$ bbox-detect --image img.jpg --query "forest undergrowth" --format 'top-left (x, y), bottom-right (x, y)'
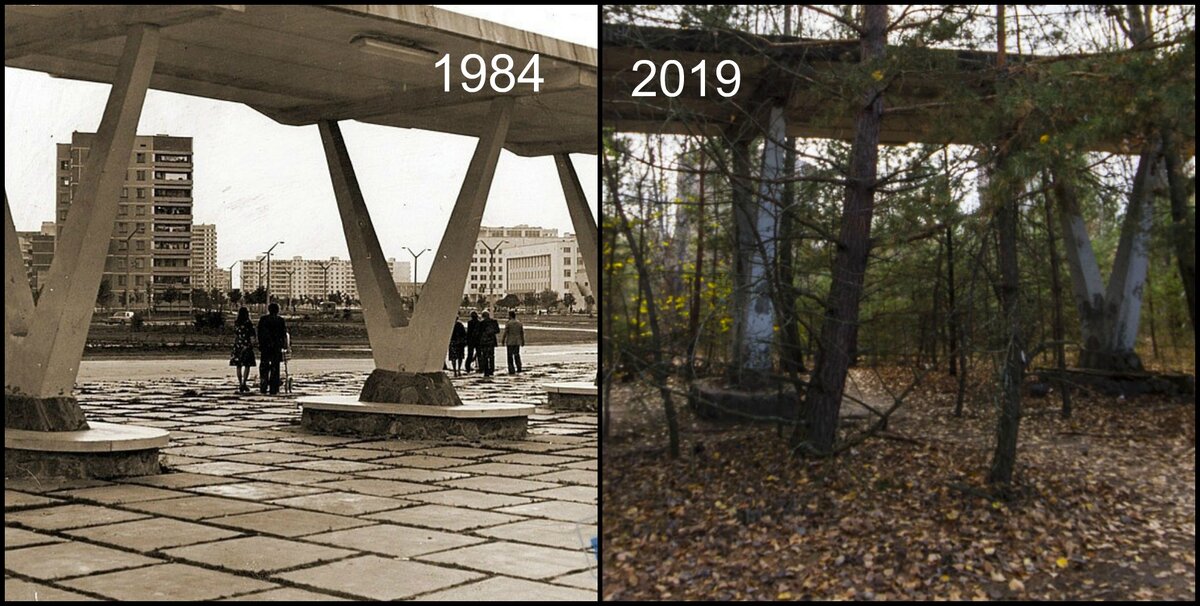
top-left (602, 367), bottom-right (1196, 600)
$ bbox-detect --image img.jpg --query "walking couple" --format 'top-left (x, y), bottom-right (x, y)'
top-left (229, 303), bottom-right (289, 394)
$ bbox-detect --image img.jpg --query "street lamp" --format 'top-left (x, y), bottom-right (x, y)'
top-left (122, 225), bottom-right (143, 310)
top-left (264, 241), bottom-right (284, 307)
top-left (225, 261), bottom-right (237, 312)
top-left (479, 240), bottom-right (508, 302)
top-left (283, 268), bottom-right (296, 313)
top-left (318, 261), bottom-right (333, 304)
top-left (403, 246), bottom-right (430, 284)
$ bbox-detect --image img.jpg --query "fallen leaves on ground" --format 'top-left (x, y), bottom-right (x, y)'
top-left (602, 368), bottom-right (1196, 601)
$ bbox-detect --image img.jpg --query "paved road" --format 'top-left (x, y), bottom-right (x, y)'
top-left (77, 343), bottom-right (597, 381)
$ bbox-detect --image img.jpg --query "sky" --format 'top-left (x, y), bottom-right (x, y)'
top-left (4, 5), bottom-right (598, 285)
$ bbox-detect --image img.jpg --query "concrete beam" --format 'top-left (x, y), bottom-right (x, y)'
top-left (553, 154), bottom-right (598, 298)
top-left (7, 24), bottom-right (159, 399)
top-left (319, 120), bottom-right (410, 370)
top-left (402, 97), bottom-right (513, 373)
top-left (265, 67), bottom-right (592, 126)
top-left (4, 6), bottom-right (238, 61)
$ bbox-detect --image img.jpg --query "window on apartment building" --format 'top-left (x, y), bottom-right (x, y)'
top-left (564, 269), bottom-right (571, 277)
top-left (58, 211), bottom-right (67, 222)
top-left (60, 160), bottom-right (69, 170)
top-left (136, 206), bottom-right (145, 216)
top-left (136, 153), bottom-right (146, 163)
top-left (563, 256), bottom-right (571, 264)
top-left (118, 205), bottom-right (127, 216)
top-left (136, 241), bottom-right (145, 251)
top-left (137, 170), bottom-right (146, 181)
top-left (137, 188), bottom-right (145, 199)
top-left (117, 275), bottom-right (126, 286)
top-left (135, 259), bottom-right (144, 269)
top-left (116, 258), bottom-right (126, 270)
top-left (563, 247), bottom-right (571, 253)
top-left (121, 187), bottom-right (128, 198)
top-left (135, 275), bottom-right (144, 286)
top-left (61, 177), bottom-right (70, 186)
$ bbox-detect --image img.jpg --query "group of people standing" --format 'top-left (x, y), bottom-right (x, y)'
top-left (448, 310), bottom-right (525, 377)
top-left (230, 305), bottom-right (526, 391)
top-left (229, 303), bottom-right (288, 394)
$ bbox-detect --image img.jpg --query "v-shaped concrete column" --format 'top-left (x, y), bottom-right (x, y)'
top-left (5, 195), bottom-right (35, 346)
top-left (401, 98), bottom-right (513, 373)
top-left (554, 153), bottom-right (598, 297)
top-left (319, 120), bottom-right (411, 370)
top-left (318, 98), bottom-right (512, 376)
top-left (5, 25), bottom-right (159, 423)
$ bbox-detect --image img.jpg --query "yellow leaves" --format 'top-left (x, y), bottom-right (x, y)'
top-left (990, 571), bottom-right (1006, 583)
top-left (871, 69), bottom-right (885, 81)
top-left (842, 491), bottom-right (857, 502)
top-left (940, 574), bottom-right (951, 583)
top-left (992, 501), bottom-right (1003, 510)
top-left (984, 546), bottom-right (996, 556)
top-left (1039, 133), bottom-right (1051, 144)
top-left (765, 474), bottom-right (779, 483)
top-left (945, 510), bottom-right (960, 521)
top-left (1056, 557), bottom-right (1069, 569)
top-left (777, 591), bottom-right (794, 600)
top-left (1008, 579), bottom-right (1025, 592)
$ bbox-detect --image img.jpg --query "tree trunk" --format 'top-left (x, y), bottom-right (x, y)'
top-left (988, 5), bottom-right (1024, 489)
top-left (1162, 131), bottom-right (1196, 332)
top-left (946, 225), bottom-right (959, 376)
top-left (686, 155), bottom-right (706, 375)
top-left (987, 161), bottom-right (1024, 487)
top-left (606, 148), bottom-right (680, 458)
top-left (1043, 173), bottom-right (1072, 419)
top-left (795, 4), bottom-right (887, 456)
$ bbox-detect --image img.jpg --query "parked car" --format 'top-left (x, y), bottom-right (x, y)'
top-left (108, 311), bottom-right (136, 325)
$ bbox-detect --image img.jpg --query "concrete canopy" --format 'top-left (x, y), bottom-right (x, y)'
top-left (5, 5), bottom-right (597, 157)
top-left (603, 24), bottom-right (1195, 155)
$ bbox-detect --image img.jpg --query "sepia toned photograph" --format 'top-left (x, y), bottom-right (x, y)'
top-left (601, 4), bottom-right (1194, 601)
top-left (5, 4), bottom-right (597, 601)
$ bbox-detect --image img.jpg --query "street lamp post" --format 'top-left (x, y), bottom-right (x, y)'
top-left (283, 268), bottom-right (296, 313)
top-left (264, 241), bottom-right (283, 308)
top-left (226, 261), bottom-right (237, 312)
top-left (479, 240), bottom-right (507, 304)
top-left (318, 261), bottom-right (333, 304)
top-left (403, 246), bottom-right (430, 285)
top-left (122, 225), bottom-right (142, 310)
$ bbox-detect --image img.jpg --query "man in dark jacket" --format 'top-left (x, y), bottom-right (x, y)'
top-left (257, 303), bottom-right (288, 394)
top-left (502, 310), bottom-right (525, 374)
top-left (465, 311), bottom-right (481, 373)
top-left (477, 310), bottom-right (501, 377)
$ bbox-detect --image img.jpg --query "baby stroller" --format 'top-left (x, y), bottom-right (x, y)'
top-left (283, 331), bottom-right (293, 394)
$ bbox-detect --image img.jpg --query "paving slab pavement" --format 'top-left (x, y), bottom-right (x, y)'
top-left (5, 361), bottom-right (597, 600)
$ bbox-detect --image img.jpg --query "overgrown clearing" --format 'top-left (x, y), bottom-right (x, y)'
top-left (603, 371), bottom-right (1195, 600)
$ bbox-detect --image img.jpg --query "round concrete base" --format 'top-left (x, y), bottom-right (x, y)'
top-left (299, 396), bottom-right (533, 440)
top-left (4, 422), bottom-right (168, 480)
top-left (544, 382), bottom-right (598, 412)
top-left (688, 377), bottom-right (799, 422)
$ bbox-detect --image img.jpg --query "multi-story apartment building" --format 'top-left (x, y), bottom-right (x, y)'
top-left (56, 132), bottom-right (193, 306)
top-left (13, 222), bottom-right (56, 293)
top-left (190, 223), bottom-right (219, 291)
top-left (240, 256), bottom-right (398, 301)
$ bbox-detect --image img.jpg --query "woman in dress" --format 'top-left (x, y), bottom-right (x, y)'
top-left (229, 306), bottom-right (257, 393)
top-left (448, 318), bottom-right (468, 376)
